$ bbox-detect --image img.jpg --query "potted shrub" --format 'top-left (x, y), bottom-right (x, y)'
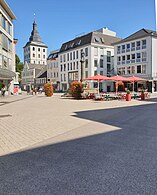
top-left (70, 81), bottom-right (83, 99)
top-left (126, 90), bottom-right (131, 101)
top-left (141, 89), bottom-right (145, 100)
top-left (44, 83), bottom-right (53, 97)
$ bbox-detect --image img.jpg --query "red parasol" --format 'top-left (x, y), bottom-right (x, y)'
top-left (127, 76), bottom-right (147, 93)
top-left (84, 75), bottom-right (111, 93)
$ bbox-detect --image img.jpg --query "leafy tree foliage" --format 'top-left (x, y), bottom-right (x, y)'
top-left (15, 54), bottom-right (24, 79)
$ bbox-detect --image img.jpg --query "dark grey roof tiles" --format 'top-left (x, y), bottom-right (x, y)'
top-left (60, 33), bottom-right (93, 52)
top-left (113, 28), bottom-right (157, 45)
top-left (48, 52), bottom-right (59, 60)
top-left (60, 31), bottom-right (121, 53)
top-left (24, 20), bottom-right (47, 48)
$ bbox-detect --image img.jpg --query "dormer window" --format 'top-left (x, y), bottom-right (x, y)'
top-left (95, 37), bottom-right (100, 42)
top-left (65, 45), bottom-right (68, 50)
top-left (33, 47), bottom-right (35, 51)
top-left (71, 43), bottom-right (74, 47)
top-left (78, 40), bottom-right (81, 45)
top-left (101, 37), bottom-right (104, 43)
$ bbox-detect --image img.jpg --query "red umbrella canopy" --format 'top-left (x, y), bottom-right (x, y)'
top-left (127, 76), bottom-right (147, 82)
top-left (84, 75), bottom-right (111, 81)
top-left (109, 75), bottom-right (130, 81)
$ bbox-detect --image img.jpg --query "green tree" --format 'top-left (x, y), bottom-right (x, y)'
top-left (15, 54), bottom-right (24, 80)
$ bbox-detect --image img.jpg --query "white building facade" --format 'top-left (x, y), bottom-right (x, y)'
top-left (59, 28), bottom-right (121, 92)
top-left (0, 0), bottom-right (16, 94)
top-left (47, 50), bottom-right (60, 91)
top-left (114, 29), bottom-right (157, 92)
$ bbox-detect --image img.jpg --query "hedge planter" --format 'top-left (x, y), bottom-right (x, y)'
top-left (70, 81), bottom-right (83, 99)
top-left (126, 94), bottom-right (131, 101)
top-left (44, 83), bottom-right (53, 97)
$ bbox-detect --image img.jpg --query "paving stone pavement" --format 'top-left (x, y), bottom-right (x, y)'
top-left (1, 93), bottom-right (157, 194)
top-left (0, 93), bottom-right (156, 156)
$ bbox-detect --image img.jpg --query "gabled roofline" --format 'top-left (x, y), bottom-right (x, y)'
top-left (1, 0), bottom-right (16, 20)
top-left (112, 28), bottom-right (157, 45)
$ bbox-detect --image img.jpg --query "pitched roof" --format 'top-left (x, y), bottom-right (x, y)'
top-left (27, 63), bottom-right (45, 70)
top-left (60, 33), bottom-right (93, 53)
top-left (113, 28), bottom-right (157, 45)
top-left (24, 20), bottom-right (47, 48)
top-left (37, 71), bottom-right (47, 79)
top-left (36, 66), bottom-right (47, 78)
top-left (60, 31), bottom-right (121, 53)
top-left (48, 50), bottom-right (59, 60)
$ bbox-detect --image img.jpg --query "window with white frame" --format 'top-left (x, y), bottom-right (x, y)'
top-left (70, 52), bottom-right (72, 60)
top-left (100, 59), bottom-right (103, 68)
top-left (137, 65), bottom-right (141, 73)
top-left (100, 71), bottom-right (103, 75)
top-left (118, 56), bottom-right (121, 61)
top-left (107, 64), bottom-right (111, 73)
top-left (85, 59), bottom-right (88, 68)
top-left (107, 51), bottom-right (111, 62)
top-left (67, 53), bottom-right (69, 61)
top-left (127, 66), bottom-right (131, 74)
top-left (94, 59), bottom-right (98, 67)
top-left (60, 55), bottom-right (62, 62)
top-left (142, 40), bottom-right (146, 48)
top-left (142, 52), bottom-right (147, 61)
top-left (85, 48), bottom-right (88, 56)
top-left (73, 51), bottom-right (75, 60)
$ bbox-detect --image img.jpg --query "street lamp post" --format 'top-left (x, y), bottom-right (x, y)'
top-left (80, 50), bottom-right (85, 82)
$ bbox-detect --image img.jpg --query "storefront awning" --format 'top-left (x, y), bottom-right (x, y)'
top-left (0, 68), bottom-right (16, 80)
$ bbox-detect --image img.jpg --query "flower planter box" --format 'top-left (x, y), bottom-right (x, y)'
top-left (126, 94), bottom-right (131, 101)
top-left (141, 93), bottom-right (145, 100)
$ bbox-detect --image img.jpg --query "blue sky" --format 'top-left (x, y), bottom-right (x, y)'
top-left (7, 0), bottom-right (155, 62)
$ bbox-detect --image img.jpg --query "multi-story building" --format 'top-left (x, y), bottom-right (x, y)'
top-left (59, 28), bottom-right (121, 92)
top-left (23, 20), bottom-right (48, 65)
top-left (22, 20), bottom-right (48, 90)
top-left (0, 0), bottom-right (16, 94)
top-left (113, 28), bottom-right (157, 92)
top-left (47, 50), bottom-right (60, 91)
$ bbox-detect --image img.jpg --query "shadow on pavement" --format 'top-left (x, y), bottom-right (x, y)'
top-left (0, 101), bottom-right (157, 194)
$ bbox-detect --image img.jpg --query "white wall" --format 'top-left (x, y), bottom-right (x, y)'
top-left (152, 36), bottom-right (157, 78)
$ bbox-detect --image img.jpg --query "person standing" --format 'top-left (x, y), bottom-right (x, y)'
top-left (1, 84), bottom-right (6, 97)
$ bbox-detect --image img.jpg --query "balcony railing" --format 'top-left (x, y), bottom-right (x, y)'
top-left (122, 49), bottom-right (125, 53)
top-left (117, 51), bottom-right (121, 54)
top-left (122, 61), bottom-right (125, 64)
top-left (136, 58), bottom-right (141, 62)
top-left (126, 60), bottom-right (130, 64)
top-left (117, 61), bottom-right (121, 65)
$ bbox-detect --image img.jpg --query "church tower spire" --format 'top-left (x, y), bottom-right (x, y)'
top-left (23, 17), bottom-right (48, 65)
top-left (29, 19), bottom-right (42, 42)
